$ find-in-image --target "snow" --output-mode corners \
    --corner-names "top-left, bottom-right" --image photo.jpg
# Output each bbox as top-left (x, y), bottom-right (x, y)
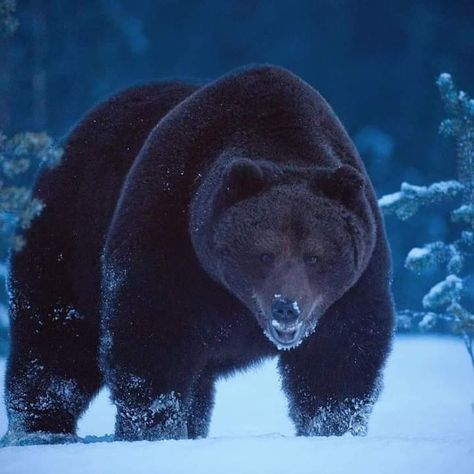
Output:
top-left (422, 274), bottom-right (463, 309)
top-left (1, 336), bottom-right (473, 473)
top-left (377, 191), bottom-right (401, 208)
top-left (406, 247), bottom-right (430, 260)
top-left (378, 180), bottom-right (465, 219)
top-left (452, 204), bottom-right (474, 225)
top-left (418, 312), bottom-right (437, 330)
top-left (399, 180), bottom-right (463, 198)
top-left (438, 72), bottom-right (452, 86)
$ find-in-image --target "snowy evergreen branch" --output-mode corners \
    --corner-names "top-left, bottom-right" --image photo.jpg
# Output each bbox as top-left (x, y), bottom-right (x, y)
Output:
top-left (381, 73), bottom-right (474, 380)
top-left (378, 180), bottom-right (464, 220)
top-left (422, 274), bottom-right (463, 310)
top-left (0, 0), bottom-right (18, 37)
top-left (452, 204), bottom-right (474, 227)
top-left (405, 231), bottom-right (474, 275)
top-left (0, 131), bottom-right (62, 251)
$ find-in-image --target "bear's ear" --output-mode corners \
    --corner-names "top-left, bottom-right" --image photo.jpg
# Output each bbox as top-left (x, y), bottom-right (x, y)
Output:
top-left (222, 159), bottom-right (266, 203)
top-left (315, 165), bottom-right (366, 205)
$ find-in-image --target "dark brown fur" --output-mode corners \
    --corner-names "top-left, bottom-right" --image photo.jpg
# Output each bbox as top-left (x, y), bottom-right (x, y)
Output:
top-left (5, 65), bottom-right (394, 443)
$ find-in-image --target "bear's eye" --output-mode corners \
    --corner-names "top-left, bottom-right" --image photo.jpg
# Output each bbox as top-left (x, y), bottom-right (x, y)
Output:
top-left (304, 255), bottom-right (319, 266)
top-left (259, 253), bottom-right (275, 264)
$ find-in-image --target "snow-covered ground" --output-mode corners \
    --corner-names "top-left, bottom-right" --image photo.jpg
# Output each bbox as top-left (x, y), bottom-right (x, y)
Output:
top-left (0, 336), bottom-right (473, 474)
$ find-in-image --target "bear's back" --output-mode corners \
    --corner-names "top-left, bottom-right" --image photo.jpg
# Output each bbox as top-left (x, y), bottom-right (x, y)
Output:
top-left (10, 81), bottom-right (199, 317)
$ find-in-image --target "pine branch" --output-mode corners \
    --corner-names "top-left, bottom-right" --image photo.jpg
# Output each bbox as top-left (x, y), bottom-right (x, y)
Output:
top-left (0, 131), bottom-right (62, 251)
top-left (405, 231), bottom-right (474, 275)
top-left (438, 73), bottom-right (474, 204)
top-left (378, 180), bottom-right (464, 220)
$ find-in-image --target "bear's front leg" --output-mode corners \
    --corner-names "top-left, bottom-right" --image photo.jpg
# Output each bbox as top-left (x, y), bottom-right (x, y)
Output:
top-left (103, 334), bottom-right (196, 442)
top-left (111, 372), bottom-right (188, 441)
top-left (279, 365), bottom-right (374, 437)
top-left (100, 243), bottom-right (205, 442)
top-left (101, 317), bottom-right (197, 442)
top-left (279, 302), bottom-right (393, 437)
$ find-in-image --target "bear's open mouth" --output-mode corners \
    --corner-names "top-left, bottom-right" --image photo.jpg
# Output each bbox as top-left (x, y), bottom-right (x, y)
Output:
top-left (267, 319), bottom-right (304, 349)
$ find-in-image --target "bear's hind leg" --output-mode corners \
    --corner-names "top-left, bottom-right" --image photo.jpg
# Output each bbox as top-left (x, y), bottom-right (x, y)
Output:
top-left (5, 359), bottom-right (101, 445)
top-left (4, 300), bottom-right (102, 445)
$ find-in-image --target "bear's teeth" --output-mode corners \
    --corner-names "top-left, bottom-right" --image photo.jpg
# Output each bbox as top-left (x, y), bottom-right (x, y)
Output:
top-left (271, 319), bottom-right (300, 332)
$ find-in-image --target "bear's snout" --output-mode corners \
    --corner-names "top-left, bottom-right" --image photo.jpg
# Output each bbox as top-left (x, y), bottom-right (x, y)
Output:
top-left (263, 295), bottom-right (305, 350)
top-left (271, 296), bottom-right (300, 324)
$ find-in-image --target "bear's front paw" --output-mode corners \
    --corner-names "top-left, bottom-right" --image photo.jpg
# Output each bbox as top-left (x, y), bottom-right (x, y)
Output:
top-left (115, 391), bottom-right (188, 442)
top-left (1, 430), bottom-right (78, 447)
top-left (296, 399), bottom-right (372, 437)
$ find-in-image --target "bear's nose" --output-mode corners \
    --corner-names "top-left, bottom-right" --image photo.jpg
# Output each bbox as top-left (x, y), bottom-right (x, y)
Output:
top-left (271, 297), bottom-right (300, 323)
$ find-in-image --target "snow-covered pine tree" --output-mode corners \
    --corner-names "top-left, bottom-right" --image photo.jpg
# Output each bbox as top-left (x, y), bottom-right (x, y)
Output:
top-left (379, 73), bottom-right (474, 375)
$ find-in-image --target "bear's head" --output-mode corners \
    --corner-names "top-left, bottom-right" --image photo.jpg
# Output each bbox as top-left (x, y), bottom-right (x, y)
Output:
top-left (190, 158), bottom-right (376, 350)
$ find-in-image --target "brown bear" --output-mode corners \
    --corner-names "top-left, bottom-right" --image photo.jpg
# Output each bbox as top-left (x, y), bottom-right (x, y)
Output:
top-left (5, 65), bottom-right (394, 444)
